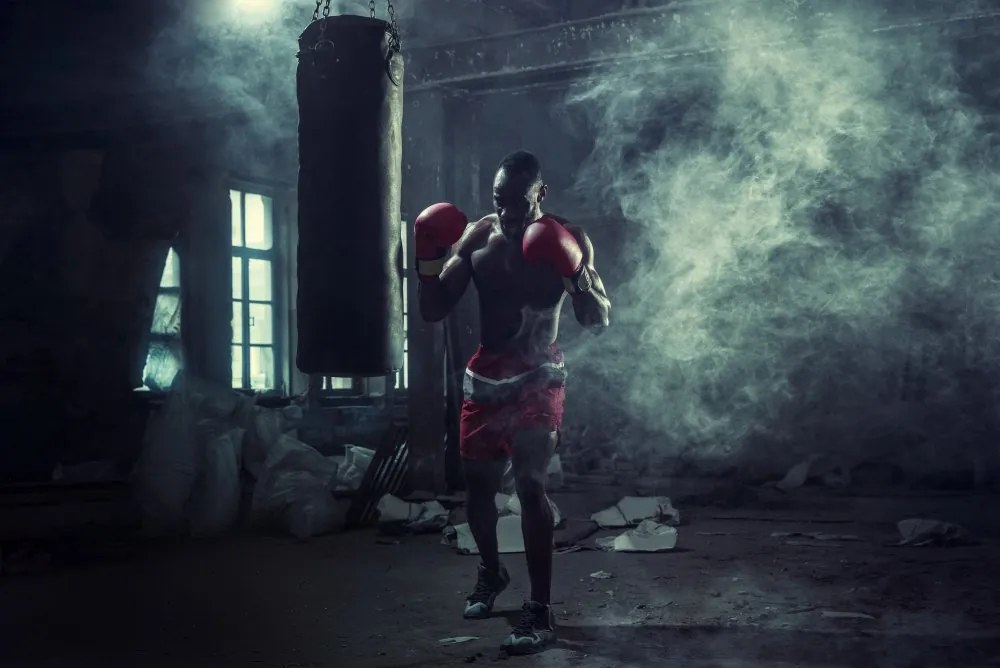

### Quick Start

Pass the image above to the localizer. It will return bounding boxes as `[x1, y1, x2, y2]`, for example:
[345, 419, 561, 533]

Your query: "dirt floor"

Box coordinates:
[2, 484, 1000, 668]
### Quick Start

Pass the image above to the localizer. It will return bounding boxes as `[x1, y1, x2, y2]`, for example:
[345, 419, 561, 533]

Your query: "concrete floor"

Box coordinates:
[2, 485, 999, 668]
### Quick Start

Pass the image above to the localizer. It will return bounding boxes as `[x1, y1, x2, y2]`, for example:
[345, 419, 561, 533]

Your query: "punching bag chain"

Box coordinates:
[312, 0, 332, 22]
[369, 0, 401, 53]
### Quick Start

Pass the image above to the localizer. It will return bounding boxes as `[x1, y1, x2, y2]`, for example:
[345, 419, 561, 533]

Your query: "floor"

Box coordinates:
[2, 484, 999, 668]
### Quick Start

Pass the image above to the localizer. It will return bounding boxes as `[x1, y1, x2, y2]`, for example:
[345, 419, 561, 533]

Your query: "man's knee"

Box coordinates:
[511, 428, 556, 504]
[463, 458, 505, 503]
[514, 471, 547, 505]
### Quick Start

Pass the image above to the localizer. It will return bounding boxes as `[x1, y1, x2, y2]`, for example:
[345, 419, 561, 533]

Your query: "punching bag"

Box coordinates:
[296, 15, 403, 376]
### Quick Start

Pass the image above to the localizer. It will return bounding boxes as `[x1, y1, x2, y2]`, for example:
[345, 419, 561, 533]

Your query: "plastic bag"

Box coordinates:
[189, 427, 244, 535]
[132, 373, 199, 534]
[251, 435, 344, 538]
[335, 445, 375, 490]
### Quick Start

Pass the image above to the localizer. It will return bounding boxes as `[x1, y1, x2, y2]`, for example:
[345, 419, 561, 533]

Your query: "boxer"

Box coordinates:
[415, 150, 611, 654]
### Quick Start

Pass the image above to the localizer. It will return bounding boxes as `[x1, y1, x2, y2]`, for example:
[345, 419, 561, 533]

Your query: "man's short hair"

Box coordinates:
[497, 150, 542, 186]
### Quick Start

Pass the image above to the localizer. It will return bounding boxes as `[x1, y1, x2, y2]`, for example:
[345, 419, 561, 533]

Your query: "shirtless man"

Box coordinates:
[415, 150, 611, 653]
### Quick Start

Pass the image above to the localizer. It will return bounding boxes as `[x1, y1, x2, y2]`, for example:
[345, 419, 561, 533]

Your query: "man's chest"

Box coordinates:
[470, 241, 562, 303]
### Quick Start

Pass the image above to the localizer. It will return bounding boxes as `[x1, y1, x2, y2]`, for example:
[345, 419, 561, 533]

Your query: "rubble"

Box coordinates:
[591, 496, 680, 528]
[376, 495, 449, 534]
[442, 492, 564, 554]
[596, 519, 678, 553]
[896, 518, 969, 546]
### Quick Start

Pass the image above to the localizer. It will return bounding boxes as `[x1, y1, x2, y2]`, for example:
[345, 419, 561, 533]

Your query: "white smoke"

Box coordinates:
[564, 0, 1000, 474]
[143, 0, 374, 170]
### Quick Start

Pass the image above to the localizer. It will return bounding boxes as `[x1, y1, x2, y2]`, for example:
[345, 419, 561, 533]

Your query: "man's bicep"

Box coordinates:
[564, 224, 597, 268]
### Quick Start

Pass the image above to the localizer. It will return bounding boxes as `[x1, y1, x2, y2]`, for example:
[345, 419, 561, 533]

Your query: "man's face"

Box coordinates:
[493, 169, 543, 239]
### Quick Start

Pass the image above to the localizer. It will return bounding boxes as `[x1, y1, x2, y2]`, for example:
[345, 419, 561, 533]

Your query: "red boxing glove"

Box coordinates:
[414, 202, 467, 281]
[522, 217, 591, 294]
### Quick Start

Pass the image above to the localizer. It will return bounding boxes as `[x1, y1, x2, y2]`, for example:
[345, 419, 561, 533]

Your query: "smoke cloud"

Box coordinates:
[144, 0, 374, 170]
[564, 0, 1000, 474]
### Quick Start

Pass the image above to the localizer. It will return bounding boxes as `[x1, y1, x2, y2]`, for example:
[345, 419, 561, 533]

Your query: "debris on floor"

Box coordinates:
[596, 519, 678, 552]
[591, 496, 680, 528]
[555, 518, 600, 548]
[590, 570, 614, 579]
[442, 492, 565, 554]
[444, 514, 526, 554]
[820, 610, 877, 620]
[774, 453, 851, 491]
[376, 494, 449, 534]
[438, 636, 479, 645]
[503, 493, 563, 527]
[771, 531, 861, 542]
[896, 518, 969, 546]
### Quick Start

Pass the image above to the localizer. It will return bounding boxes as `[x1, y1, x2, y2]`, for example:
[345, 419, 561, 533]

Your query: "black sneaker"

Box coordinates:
[501, 600, 556, 654]
[463, 563, 510, 619]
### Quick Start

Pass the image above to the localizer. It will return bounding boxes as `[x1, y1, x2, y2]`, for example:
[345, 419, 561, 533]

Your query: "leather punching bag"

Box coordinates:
[296, 15, 404, 376]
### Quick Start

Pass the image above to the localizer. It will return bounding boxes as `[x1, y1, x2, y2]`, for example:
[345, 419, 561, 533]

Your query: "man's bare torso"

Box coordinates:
[464, 214, 569, 353]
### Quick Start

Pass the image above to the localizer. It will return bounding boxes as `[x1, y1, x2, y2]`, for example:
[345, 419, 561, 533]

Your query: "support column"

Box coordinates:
[404, 89, 448, 492]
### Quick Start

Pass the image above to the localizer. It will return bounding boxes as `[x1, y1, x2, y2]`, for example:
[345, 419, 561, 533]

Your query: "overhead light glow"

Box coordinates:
[227, 0, 280, 24]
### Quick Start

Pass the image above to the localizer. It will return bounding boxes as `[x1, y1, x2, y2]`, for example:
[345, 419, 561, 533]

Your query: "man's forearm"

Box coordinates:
[572, 269, 610, 328]
[572, 289, 610, 327]
[418, 278, 452, 322]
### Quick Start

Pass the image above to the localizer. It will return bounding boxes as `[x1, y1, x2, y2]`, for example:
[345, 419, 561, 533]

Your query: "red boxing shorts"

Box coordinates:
[459, 344, 566, 461]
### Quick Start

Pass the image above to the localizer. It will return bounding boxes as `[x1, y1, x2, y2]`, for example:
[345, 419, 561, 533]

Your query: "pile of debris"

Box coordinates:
[132, 374, 378, 539]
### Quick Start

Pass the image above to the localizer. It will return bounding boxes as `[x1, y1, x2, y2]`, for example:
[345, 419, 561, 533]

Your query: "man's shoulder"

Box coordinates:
[454, 215, 496, 255]
[546, 214, 588, 242]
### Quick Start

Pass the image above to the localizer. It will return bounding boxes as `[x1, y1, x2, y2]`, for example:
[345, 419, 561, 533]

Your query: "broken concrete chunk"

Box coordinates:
[596, 520, 678, 553]
[591, 496, 680, 528]
[896, 518, 969, 547]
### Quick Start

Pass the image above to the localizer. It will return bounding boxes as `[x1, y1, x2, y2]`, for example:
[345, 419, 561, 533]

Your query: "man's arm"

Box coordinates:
[564, 225, 611, 329]
[418, 218, 490, 322]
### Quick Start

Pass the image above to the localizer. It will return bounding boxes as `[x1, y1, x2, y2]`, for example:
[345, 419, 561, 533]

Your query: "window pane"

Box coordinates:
[143, 340, 182, 392]
[249, 303, 272, 344]
[402, 276, 407, 313]
[160, 247, 180, 288]
[401, 223, 407, 267]
[232, 257, 242, 299]
[249, 346, 275, 390]
[325, 377, 353, 390]
[245, 193, 273, 250]
[230, 190, 243, 247]
[151, 293, 181, 335]
[248, 259, 272, 302]
[232, 301, 243, 344]
[231, 344, 244, 389]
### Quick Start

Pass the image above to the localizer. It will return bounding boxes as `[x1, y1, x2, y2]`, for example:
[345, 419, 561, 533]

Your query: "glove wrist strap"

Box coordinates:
[417, 256, 446, 280]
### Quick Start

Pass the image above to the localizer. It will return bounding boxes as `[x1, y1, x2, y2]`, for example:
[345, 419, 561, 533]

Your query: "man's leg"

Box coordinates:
[503, 427, 558, 654]
[462, 457, 510, 619]
[463, 457, 506, 573]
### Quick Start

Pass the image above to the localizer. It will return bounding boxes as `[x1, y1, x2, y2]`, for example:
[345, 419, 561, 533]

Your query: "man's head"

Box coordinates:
[493, 150, 547, 239]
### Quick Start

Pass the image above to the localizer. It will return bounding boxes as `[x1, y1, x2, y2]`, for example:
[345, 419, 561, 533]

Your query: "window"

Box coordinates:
[396, 221, 409, 390]
[231, 189, 277, 391]
[140, 247, 182, 391]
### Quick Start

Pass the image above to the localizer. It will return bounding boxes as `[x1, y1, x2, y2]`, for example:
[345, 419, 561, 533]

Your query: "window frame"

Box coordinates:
[230, 182, 282, 395]
[137, 246, 183, 393]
